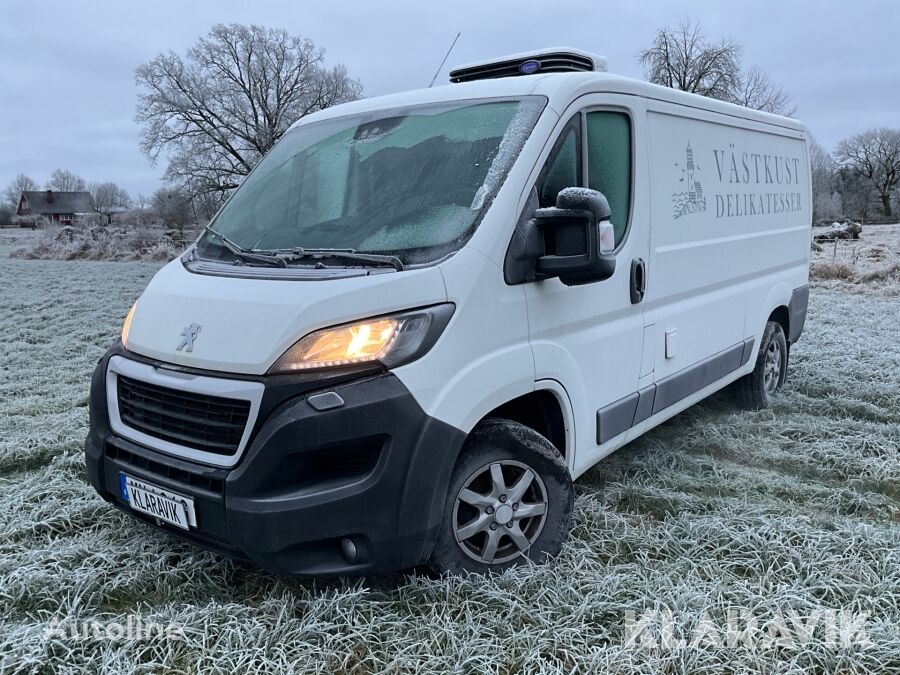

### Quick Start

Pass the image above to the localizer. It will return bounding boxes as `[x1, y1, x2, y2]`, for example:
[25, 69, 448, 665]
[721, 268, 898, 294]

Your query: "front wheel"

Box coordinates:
[428, 418, 574, 575]
[735, 320, 788, 410]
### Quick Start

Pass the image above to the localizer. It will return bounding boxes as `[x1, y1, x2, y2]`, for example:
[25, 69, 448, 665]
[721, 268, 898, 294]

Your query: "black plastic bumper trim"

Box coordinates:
[85, 346, 466, 576]
[788, 284, 809, 344]
[596, 391, 638, 444]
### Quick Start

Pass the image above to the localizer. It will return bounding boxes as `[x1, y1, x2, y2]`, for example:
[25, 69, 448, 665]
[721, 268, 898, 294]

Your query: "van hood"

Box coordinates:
[124, 259, 448, 375]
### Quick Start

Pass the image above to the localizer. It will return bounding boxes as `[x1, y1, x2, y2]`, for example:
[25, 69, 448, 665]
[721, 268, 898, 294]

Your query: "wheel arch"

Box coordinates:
[478, 380, 574, 467]
[768, 305, 790, 344]
[760, 282, 793, 345]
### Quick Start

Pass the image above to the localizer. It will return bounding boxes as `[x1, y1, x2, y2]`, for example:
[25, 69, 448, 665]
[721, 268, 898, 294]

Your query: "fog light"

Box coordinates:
[341, 537, 358, 563]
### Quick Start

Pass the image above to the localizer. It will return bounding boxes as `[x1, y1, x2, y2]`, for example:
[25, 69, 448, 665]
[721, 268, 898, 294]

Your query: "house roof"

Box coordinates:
[21, 190, 94, 215]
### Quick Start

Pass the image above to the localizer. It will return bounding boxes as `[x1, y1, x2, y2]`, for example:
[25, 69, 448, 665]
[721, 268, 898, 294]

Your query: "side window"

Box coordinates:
[586, 111, 632, 245]
[537, 119, 581, 208]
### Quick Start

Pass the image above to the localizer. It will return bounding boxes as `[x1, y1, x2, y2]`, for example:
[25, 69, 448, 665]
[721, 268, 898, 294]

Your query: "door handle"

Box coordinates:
[630, 258, 646, 304]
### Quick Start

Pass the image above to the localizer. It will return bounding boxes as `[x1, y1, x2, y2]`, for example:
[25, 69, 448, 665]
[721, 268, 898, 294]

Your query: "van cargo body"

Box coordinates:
[85, 55, 811, 576]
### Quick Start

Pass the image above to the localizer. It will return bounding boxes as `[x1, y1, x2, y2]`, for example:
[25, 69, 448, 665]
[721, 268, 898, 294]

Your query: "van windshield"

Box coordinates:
[196, 97, 546, 267]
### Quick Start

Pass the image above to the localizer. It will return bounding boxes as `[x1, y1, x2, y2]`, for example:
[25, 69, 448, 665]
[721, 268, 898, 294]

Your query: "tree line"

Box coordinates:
[0, 170, 201, 230]
[3, 21, 896, 229]
[811, 131, 900, 221]
[2, 170, 133, 221]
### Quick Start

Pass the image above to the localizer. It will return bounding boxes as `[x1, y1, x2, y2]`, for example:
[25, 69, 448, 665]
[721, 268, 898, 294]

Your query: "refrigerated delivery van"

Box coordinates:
[85, 49, 811, 576]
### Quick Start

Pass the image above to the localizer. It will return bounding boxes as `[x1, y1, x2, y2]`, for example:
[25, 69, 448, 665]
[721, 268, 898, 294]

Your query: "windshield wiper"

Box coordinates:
[204, 225, 287, 268]
[273, 247, 404, 272]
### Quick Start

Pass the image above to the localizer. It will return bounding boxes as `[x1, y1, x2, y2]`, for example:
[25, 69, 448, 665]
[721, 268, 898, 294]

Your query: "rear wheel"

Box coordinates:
[428, 418, 573, 575]
[735, 321, 788, 410]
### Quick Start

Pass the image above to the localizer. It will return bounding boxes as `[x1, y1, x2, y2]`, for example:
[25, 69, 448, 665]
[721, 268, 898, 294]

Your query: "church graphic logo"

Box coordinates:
[672, 143, 707, 219]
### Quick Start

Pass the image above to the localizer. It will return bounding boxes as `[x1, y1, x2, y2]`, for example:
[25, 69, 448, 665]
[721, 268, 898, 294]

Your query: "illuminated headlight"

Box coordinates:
[269, 304, 455, 374]
[121, 302, 137, 349]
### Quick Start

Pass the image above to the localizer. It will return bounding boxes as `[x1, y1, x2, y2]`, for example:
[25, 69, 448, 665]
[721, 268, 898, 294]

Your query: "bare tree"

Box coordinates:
[731, 66, 796, 116]
[835, 128, 900, 217]
[90, 182, 132, 215]
[809, 138, 840, 221]
[47, 169, 87, 192]
[640, 20, 795, 116]
[835, 166, 873, 221]
[151, 188, 192, 234]
[136, 193, 148, 210]
[190, 191, 223, 223]
[639, 20, 741, 100]
[4, 173, 38, 207]
[135, 23, 362, 199]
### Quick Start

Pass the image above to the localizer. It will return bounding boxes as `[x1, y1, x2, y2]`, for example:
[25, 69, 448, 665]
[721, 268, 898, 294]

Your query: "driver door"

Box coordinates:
[524, 96, 650, 475]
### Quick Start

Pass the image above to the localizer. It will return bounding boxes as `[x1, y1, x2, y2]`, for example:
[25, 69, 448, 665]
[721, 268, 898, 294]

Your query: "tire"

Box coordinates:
[427, 418, 574, 575]
[734, 321, 788, 410]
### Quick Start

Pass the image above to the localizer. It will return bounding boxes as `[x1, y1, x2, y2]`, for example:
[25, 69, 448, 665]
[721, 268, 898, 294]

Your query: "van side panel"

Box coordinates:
[643, 106, 810, 390]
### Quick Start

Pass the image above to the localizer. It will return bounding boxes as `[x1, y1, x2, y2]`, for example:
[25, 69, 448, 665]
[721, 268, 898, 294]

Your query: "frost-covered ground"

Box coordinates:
[810, 222, 900, 296]
[0, 228, 41, 257]
[0, 256, 898, 673]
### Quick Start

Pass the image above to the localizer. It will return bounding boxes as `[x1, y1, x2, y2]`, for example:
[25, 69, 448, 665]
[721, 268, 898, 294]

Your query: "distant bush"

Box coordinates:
[9, 213, 197, 261]
[810, 254, 900, 296]
[809, 261, 855, 281]
[856, 263, 900, 284]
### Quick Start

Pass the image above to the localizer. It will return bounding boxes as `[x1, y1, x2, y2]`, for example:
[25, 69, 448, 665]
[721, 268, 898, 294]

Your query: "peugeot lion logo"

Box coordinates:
[176, 323, 201, 352]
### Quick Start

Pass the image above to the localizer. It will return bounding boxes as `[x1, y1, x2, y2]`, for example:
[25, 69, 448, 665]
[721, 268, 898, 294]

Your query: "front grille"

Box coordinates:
[449, 52, 595, 83]
[117, 375, 251, 456]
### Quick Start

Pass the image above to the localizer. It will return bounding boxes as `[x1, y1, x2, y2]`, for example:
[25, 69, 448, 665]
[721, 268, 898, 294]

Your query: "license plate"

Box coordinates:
[119, 473, 197, 530]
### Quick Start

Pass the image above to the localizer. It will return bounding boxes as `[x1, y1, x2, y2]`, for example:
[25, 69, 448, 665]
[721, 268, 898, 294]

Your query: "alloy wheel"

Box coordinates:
[452, 459, 548, 565]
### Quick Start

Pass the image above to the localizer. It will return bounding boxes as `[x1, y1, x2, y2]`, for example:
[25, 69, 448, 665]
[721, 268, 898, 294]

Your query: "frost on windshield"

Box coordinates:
[470, 102, 540, 211]
[203, 97, 545, 265]
[358, 205, 474, 251]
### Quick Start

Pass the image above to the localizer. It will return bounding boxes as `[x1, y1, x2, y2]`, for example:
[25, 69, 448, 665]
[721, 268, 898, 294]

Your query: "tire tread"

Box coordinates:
[427, 418, 573, 575]
[734, 321, 787, 410]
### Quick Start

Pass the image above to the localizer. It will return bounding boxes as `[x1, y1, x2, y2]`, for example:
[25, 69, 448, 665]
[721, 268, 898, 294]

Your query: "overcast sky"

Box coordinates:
[2, 0, 898, 198]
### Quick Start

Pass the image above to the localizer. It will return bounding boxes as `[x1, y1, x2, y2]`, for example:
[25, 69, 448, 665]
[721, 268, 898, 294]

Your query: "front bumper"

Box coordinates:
[85, 346, 465, 576]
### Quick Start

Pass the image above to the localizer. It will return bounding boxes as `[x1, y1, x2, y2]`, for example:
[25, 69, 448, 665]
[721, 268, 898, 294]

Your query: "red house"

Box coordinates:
[16, 190, 94, 225]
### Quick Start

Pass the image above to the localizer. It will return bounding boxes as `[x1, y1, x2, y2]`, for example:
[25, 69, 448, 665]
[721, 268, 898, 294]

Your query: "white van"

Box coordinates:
[85, 49, 811, 576]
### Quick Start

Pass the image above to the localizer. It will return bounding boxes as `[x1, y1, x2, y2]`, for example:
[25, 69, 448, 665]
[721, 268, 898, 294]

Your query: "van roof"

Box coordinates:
[292, 71, 807, 135]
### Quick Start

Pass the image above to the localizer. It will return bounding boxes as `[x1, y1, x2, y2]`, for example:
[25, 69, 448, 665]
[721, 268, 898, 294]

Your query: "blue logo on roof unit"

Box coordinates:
[519, 59, 541, 75]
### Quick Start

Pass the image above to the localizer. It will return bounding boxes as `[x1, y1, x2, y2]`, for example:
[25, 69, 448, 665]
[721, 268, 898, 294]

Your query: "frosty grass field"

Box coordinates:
[1, 228, 898, 673]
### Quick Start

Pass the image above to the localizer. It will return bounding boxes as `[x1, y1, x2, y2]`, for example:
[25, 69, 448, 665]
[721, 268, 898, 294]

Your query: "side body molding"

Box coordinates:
[596, 337, 755, 444]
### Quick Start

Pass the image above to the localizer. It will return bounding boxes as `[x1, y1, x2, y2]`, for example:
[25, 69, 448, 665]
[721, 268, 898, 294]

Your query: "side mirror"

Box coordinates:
[535, 188, 616, 286]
